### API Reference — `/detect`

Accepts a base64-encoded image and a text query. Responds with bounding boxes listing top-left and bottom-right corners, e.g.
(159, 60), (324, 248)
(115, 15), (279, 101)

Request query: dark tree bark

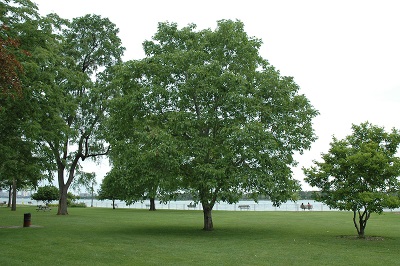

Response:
(353, 209), (370, 238)
(149, 197), (156, 211)
(7, 184), (11, 208)
(203, 205), (213, 231)
(57, 184), (69, 215)
(11, 178), (16, 211)
(56, 147), (83, 215)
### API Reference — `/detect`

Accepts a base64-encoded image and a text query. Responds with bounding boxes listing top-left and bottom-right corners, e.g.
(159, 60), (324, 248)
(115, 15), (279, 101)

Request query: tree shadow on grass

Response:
(337, 235), (392, 241)
(108, 222), (288, 241)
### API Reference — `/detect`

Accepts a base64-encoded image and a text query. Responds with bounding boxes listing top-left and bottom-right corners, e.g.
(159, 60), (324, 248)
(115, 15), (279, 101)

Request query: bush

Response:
(69, 202), (87, 208)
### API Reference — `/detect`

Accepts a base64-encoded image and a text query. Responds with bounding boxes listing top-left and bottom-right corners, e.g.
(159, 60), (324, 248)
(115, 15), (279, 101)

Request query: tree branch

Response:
(82, 144), (110, 161)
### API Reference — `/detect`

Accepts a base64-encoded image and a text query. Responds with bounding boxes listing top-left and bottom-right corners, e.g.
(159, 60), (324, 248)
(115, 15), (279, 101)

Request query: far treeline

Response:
(176, 191), (317, 201)
(1, 0), (400, 237)
(80, 191), (316, 201)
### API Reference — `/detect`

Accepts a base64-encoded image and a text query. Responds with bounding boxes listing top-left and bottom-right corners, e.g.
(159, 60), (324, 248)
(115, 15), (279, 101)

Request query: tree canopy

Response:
(98, 170), (125, 209)
(304, 122), (400, 238)
(107, 20), (318, 230)
(0, 0), (50, 210)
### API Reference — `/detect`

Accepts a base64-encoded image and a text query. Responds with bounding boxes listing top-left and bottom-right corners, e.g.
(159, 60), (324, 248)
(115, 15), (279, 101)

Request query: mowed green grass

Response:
(1, 206), (399, 266)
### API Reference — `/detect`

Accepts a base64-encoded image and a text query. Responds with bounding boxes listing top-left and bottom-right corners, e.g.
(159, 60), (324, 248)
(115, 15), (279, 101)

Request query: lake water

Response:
(3, 198), (400, 212)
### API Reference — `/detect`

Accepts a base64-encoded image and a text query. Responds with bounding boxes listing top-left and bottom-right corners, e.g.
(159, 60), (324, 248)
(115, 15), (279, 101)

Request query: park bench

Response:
(36, 205), (51, 211)
(111, 204), (118, 208)
(300, 204), (313, 210)
(0, 201), (6, 206)
(238, 205), (250, 210)
(187, 203), (197, 208)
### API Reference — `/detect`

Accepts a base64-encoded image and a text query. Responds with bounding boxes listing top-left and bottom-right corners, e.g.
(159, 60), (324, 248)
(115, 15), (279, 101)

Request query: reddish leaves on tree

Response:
(0, 25), (25, 100)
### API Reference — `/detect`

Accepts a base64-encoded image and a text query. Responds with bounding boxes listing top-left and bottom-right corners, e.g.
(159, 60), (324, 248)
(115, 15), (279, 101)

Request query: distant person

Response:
(307, 202), (311, 210)
(301, 203), (305, 210)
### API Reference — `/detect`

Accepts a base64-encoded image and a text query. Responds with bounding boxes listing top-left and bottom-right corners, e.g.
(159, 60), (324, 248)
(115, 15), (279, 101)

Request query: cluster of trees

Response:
(2, 0), (399, 236)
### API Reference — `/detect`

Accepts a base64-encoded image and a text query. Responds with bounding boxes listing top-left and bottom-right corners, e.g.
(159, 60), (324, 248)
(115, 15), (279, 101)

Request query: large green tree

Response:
(26, 13), (124, 215)
(304, 122), (400, 238)
(109, 20), (318, 230)
(0, 0), (48, 210)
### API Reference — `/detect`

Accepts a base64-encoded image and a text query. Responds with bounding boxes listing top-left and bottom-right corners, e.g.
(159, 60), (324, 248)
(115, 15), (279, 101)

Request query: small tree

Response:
(72, 171), (97, 206)
(98, 171), (124, 209)
(31, 185), (59, 206)
(304, 122), (400, 238)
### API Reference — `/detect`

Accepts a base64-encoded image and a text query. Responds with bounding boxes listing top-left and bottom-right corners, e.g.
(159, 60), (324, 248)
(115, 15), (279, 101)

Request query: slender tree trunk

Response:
(90, 183), (94, 207)
(11, 178), (17, 211)
(112, 199), (116, 209)
(149, 197), (156, 211)
(7, 184), (12, 208)
(352, 210), (360, 236)
(203, 205), (213, 231)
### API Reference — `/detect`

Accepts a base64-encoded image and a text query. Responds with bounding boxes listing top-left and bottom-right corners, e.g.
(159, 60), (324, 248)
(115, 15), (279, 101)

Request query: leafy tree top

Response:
(31, 185), (59, 205)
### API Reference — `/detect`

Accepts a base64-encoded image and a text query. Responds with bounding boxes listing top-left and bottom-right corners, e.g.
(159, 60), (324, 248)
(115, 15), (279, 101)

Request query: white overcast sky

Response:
(33, 0), (400, 191)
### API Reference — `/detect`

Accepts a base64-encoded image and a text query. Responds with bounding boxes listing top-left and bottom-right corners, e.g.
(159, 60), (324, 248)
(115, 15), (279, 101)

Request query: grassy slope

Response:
(1, 206), (399, 266)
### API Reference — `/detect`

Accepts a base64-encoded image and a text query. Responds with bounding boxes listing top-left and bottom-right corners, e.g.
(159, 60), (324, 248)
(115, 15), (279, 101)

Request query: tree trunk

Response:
(112, 199), (116, 209)
(203, 205), (213, 231)
(149, 197), (156, 211)
(57, 185), (69, 215)
(55, 140), (81, 215)
(11, 178), (17, 211)
(358, 226), (365, 238)
(353, 209), (369, 238)
(90, 183), (94, 207)
(7, 184), (12, 208)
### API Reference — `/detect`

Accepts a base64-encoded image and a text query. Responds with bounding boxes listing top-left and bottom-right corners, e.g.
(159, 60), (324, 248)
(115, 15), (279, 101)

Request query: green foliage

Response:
(31, 185), (59, 205)
(68, 202), (87, 208)
(17, 10), (125, 214)
(298, 190), (315, 200)
(107, 20), (318, 229)
(72, 171), (97, 195)
(0, 0), (48, 195)
(97, 171), (124, 202)
(304, 122), (400, 237)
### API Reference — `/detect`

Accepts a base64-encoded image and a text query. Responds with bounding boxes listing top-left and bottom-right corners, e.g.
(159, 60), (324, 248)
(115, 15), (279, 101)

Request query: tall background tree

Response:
(72, 171), (96, 206)
(108, 20), (318, 230)
(304, 122), (400, 238)
(98, 170), (125, 209)
(27, 13), (124, 215)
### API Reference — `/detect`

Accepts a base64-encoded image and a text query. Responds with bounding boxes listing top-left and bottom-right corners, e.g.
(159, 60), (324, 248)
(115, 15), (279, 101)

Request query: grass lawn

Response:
(1, 206), (399, 265)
